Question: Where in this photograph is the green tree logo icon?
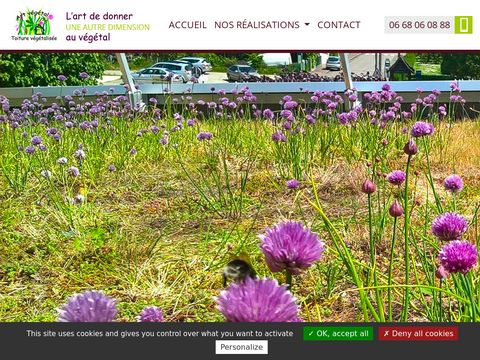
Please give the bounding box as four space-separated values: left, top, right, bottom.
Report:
16 10 52 35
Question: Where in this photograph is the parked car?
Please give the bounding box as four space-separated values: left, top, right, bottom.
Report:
151 62 193 82
326 56 341 71
169 60 202 78
178 57 212 74
226 65 260 82
131 67 183 84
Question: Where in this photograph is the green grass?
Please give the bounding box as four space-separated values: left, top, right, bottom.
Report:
1 96 480 322
415 63 442 76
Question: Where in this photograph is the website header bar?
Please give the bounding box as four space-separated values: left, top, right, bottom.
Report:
1 1 478 50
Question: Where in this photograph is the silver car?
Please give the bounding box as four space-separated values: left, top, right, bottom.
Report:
131 67 183 84
227 65 260 82
326 56 341 71
152 62 193 83
179 57 212 74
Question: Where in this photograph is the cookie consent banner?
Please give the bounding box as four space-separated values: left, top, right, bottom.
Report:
0 1 477 50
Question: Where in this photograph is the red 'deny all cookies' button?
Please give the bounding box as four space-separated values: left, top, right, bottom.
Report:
378 326 458 341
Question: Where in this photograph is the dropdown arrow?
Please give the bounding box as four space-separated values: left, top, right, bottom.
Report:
305 22 310 26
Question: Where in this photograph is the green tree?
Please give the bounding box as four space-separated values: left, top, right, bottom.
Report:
441 54 480 79
0 53 105 87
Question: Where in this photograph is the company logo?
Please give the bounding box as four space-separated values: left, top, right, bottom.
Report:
16 10 53 35
13 9 57 41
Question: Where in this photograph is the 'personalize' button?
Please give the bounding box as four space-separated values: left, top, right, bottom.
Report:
215 340 268 354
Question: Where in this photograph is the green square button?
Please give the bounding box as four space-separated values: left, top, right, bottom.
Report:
303 326 373 341
454 16 473 34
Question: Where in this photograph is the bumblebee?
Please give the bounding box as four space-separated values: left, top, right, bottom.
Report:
222 253 256 287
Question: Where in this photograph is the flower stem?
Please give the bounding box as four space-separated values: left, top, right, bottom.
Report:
286 269 292 290
439 280 443 322
388 216 397 321
423 138 443 213
368 193 385 321
401 154 412 321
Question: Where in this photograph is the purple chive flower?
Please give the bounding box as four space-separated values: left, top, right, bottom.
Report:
130 148 137 156
31 135 42 146
327 102 337 110
79 72 89 80
286 179 300 189
79 121 90 131
306 115 316 124
283 101 298 110
450 81 460 92
263 108 274 119
57 290 117 322
272 131 287 143
40 170 52 179
435 265 449 280
215 277 301 322
57 157 68 165
403 139 418 155
25 146 36 154
108 164 116 172
74 149 86 161
411 121 434 137
260 221 324 274
431 212 468 242
68 166 80 177
57 75 67 82
361 179 377 194
73 194 85 204
389 200 403 218
386 170 406 186
280 110 292 119
149 97 158 104
197 132 213 141
137 306 164 322
439 105 447 117
438 240 478 274
444 175 464 193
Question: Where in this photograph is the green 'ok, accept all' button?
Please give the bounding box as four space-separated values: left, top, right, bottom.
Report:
303 326 373 341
